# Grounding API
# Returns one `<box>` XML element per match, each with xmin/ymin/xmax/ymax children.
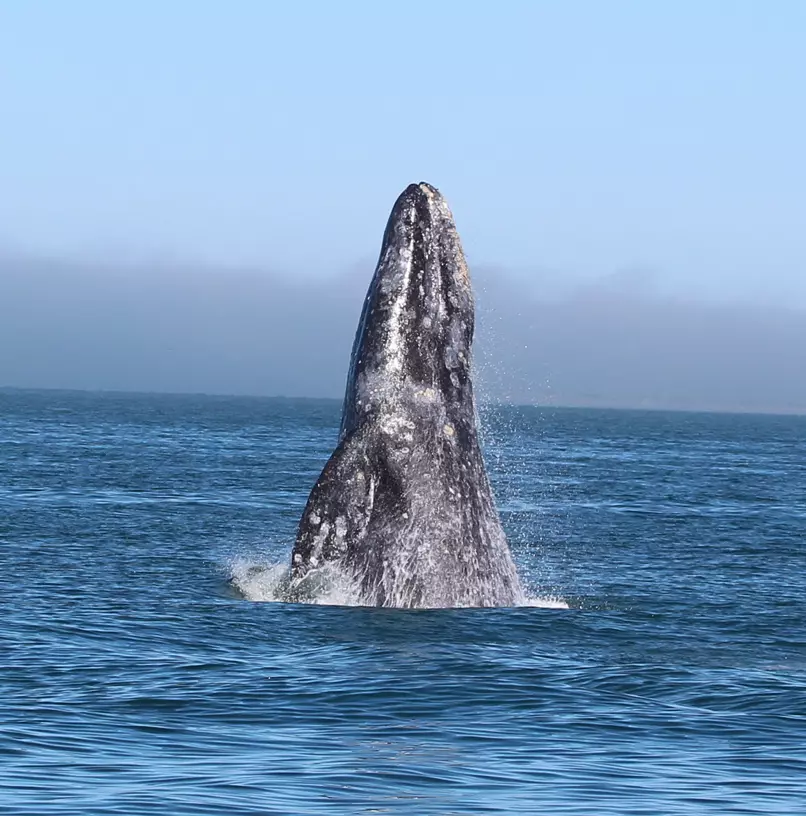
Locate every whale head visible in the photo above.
<box><xmin>340</xmin><ymin>182</ymin><xmax>475</xmax><ymax>439</ymax></box>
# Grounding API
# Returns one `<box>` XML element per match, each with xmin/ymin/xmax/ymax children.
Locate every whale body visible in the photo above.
<box><xmin>288</xmin><ymin>182</ymin><xmax>524</xmax><ymax>608</ymax></box>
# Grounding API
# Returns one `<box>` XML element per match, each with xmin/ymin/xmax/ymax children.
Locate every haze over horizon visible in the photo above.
<box><xmin>2</xmin><ymin>254</ymin><xmax>805</xmax><ymax>415</ymax></box>
<box><xmin>1</xmin><ymin>2</ymin><xmax>804</xmax><ymax>412</ymax></box>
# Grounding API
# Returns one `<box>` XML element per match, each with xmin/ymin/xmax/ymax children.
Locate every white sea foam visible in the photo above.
<box><xmin>522</xmin><ymin>595</ymin><xmax>570</xmax><ymax>609</ymax></box>
<box><xmin>227</xmin><ymin>558</ymin><xmax>288</xmax><ymax>602</ymax></box>
<box><xmin>227</xmin><ymin>558</ymin><xmax>361</xmax><ymax>606</ymax></box>
<box><xmin>227</xmin><ymin>557</ymin><xmax>569</xmax><ymax>609</ymax></box>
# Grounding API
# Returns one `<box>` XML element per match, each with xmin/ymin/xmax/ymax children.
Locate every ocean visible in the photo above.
<box><xmin>1</xmin><ymin>389</ymin><xmax>804</xmax><ymax>814</ymax></box>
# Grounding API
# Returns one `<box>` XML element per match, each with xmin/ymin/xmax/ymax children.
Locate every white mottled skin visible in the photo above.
<box><xmin>289</xmin><ymin>183</ymin><xmax>524</xmax><ymax>608</ymax></box>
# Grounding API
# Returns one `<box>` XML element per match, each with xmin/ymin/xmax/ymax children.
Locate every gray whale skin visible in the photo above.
<box><xmin>288</xmin><ymin>182</ymin><xmax>524</xmax><ymax>608</ymax></box>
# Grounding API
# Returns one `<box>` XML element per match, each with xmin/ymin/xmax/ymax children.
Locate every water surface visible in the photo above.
<box><xmin>2</xmin><ymin>390</ymin><xmax>805</xmax><ymax>814</ymax></box>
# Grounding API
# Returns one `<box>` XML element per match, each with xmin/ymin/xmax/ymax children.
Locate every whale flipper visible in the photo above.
<box><xmin>291</xmin><ymin>426</ymin><xmax>376</xmax><ymax>587</ymax></box>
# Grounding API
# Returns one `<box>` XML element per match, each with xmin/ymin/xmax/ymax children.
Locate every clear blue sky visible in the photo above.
<box><xmin>1</xmin><ymin>1</ymin><xmax>804</xmax><ymax>303</ymax></box>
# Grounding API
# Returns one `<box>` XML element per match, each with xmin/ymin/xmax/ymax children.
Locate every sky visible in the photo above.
<box><xmin>1</xmin><ymin>2</ymin><xmax>805</xmax><ymax>409</ymax></box>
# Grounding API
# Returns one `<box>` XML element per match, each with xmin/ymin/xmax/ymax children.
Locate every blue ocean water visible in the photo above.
<box><xmin>1</xmin><ymin>389</ymin><xmax>805</xmax><ymax>815</ymax></box>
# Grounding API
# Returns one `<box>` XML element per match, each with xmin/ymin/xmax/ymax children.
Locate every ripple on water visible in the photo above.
<box><xmin>1</xmin><ymin>393</ymin><xmax>805</xmax><ymax>814</ymax></box>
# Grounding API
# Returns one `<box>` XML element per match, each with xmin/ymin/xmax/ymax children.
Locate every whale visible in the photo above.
<box><xmin>287</xmin><ymin>182</ymin><xmax>524</xmax><ymax>608</ymax></box>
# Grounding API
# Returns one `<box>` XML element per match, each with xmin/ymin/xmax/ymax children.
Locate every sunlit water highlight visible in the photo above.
<box><xmin>2</xmin><ymin>390</ymin><xmax>805</xmax><ymax>814</ymax></box>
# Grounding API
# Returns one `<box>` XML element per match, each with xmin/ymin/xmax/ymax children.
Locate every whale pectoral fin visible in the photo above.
<box><xmin>291</xmin><ymin>428</ymin><xmax>375</xmax><ymax>579</ymax></box>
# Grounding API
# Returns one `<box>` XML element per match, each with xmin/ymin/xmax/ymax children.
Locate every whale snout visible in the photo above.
<box><xmin>401</xmin><ymin>180</ymin><xmax>441</xmax><ymax>202</ymax></box>
<box><xmin>338</xmin><ymin>181</ymin><xmax>476</xmax><ymax>438</ymax></box>
<box><xmin>380</xmin><ymin>181</ymin><xmax>471</xmax><ymax>295</ymax></box>
<box><xmin>390</xmin><ymin>182</ymin><xmax>456</xmax><ymax>237</ymax></box>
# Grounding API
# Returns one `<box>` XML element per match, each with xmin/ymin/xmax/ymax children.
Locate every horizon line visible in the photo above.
<box><xmin>2</xmin><ymin>385</ymin><xmax>804</xmax><ymax>420</ymax></box>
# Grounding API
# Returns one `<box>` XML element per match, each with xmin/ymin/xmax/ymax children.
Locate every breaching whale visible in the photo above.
<box><xmin>288</xmin><ymin>182</ymin><xmax>524</xmax><ymax>608</ymax></box>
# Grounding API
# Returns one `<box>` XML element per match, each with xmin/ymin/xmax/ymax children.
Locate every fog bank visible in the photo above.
<box><xmin>2</xmin><ymin>256</ymin><xmax>804</xmax><ymax>414</ymax></box>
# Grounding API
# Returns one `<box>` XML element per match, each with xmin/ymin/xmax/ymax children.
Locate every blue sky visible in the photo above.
<box><xmin>1</xmin><ymin>1</ymin><xmax>804</xmax><ymax>303</ymax></box>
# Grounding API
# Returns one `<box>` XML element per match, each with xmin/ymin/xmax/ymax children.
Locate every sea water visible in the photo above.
<box><xmin>1</xmin><ymin>390</ymin><xmax>804</xmax><ymax>814</ymax></box>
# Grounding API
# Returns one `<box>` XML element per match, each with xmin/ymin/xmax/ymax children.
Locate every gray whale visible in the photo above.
<box><xmin>288</xmin><ymin>182</ymin><xmax>523</xmax><ymax>608</ymax></box>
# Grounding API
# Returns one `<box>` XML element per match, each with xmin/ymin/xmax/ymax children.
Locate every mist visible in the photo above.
<box><xmin>1</xmin><ymin>255</ymin><xmax>804</xmax><ymax>415</ymax></box>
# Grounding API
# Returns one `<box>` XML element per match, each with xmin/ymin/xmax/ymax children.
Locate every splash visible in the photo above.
<box><xmin>227</xmin><ymin>557</ymin><xmax>568</xmax><ymax>609</ymax></box>
<box><xmin>522</xmin><ymin>595</ymin><xmax>570</xmax><ymax>609</ymax></box>
<box><xmin>227</xmin><ymin>557</ymin><xmax>362</xmax><ymax>606</ymax></box>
